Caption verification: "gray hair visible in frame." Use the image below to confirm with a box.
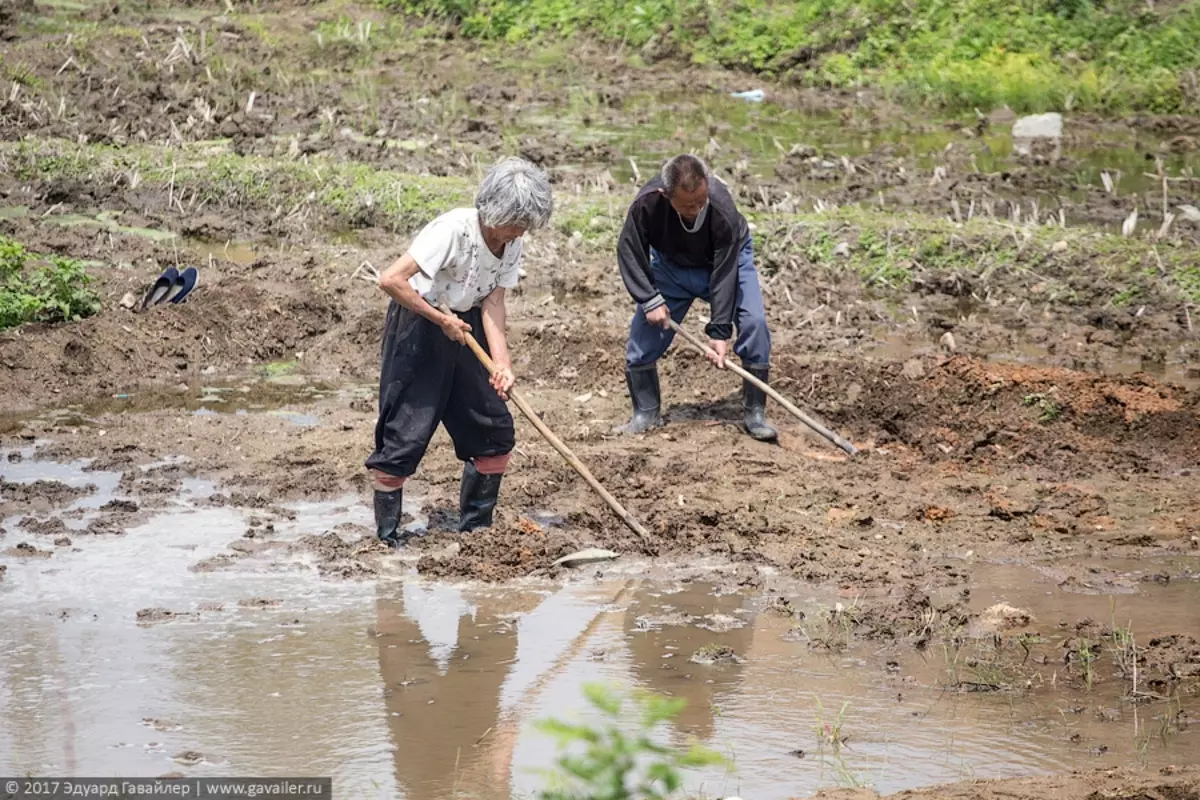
[661,153,710,196]
[475,157,554,231]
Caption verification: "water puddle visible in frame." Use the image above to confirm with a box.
[968,558,1200,639]
[2,448,1196,798]
[181,238,263,267]
[0,376,357,435]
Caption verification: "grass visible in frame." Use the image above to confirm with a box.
[379,0,1200,113]
[3,137,1198,312]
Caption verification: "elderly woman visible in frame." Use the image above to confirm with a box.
[365,157,554,547]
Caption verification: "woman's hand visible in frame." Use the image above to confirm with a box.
[439,313,473,344]
[490,364,515,400]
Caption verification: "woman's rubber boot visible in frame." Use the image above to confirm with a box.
[617,363,663,434]
[458,461,502,532]
[742,364,778,442]
[374,488,407,547]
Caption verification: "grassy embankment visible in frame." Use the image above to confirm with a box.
[383,0,1200,113]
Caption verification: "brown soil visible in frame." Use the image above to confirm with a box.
[1,1,1198,796]
[805,766,1200,799]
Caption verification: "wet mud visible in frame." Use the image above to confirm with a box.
[2,0,1200,797]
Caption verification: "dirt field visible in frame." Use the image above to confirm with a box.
[1,0,1199,796]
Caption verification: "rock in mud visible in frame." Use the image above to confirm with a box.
[0,564,6,582]
[1012,112,1063,139]
[136,608,178,624]
[101,499,139,512]
[53,536,72,547]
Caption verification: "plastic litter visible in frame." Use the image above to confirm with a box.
[730,89,765,102]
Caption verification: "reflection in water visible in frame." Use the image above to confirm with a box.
[374,583,526,800]
[623,584,754,745]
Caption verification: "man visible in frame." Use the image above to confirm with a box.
[615,153,777,442]
[364,156,554,547]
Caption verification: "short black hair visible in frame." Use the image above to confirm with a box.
[661,154,709,196]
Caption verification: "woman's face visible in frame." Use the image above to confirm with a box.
[483,224,527,250]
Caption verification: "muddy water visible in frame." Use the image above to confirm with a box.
[0,377,352,435]
[2,451,1197,797]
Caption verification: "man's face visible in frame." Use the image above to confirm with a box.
[664,180,708,224]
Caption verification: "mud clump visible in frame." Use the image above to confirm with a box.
[690,644,744,665]
[295,528,389,580]
[190,554,241,573]
[415,516,580,582]
[0,478,95,513]
[1140,635,1200,683]
[237,597,283,608]
[3,542,52,558]
[135,608,198,624]
[20,515,69,536]
[83,515,134,536]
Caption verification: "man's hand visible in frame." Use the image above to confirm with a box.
[706,339,728,369]
[490,364,515,400]
[439,312,473,344]
[645,305,671,329]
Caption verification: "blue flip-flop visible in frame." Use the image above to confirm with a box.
[140,267,178,311]
[167,267,198,304]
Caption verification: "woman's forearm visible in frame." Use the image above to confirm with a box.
[379,255,449,325]
[480,289,511,367]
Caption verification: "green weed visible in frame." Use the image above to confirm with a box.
[531,682,727,800]
[0,236,101,331]
[1023,392,1063,423]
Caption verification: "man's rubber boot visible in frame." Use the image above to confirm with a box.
[742,363,779,442]
[458,461,503,532]
[374,488,407,547]
[617,363,663,434]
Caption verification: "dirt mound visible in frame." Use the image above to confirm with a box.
[0,275,343,414]
[415,514,583,581]
[802,354,1200,473]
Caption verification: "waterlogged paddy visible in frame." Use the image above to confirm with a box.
[2,450,1197,798]
[517,88,1199,207]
